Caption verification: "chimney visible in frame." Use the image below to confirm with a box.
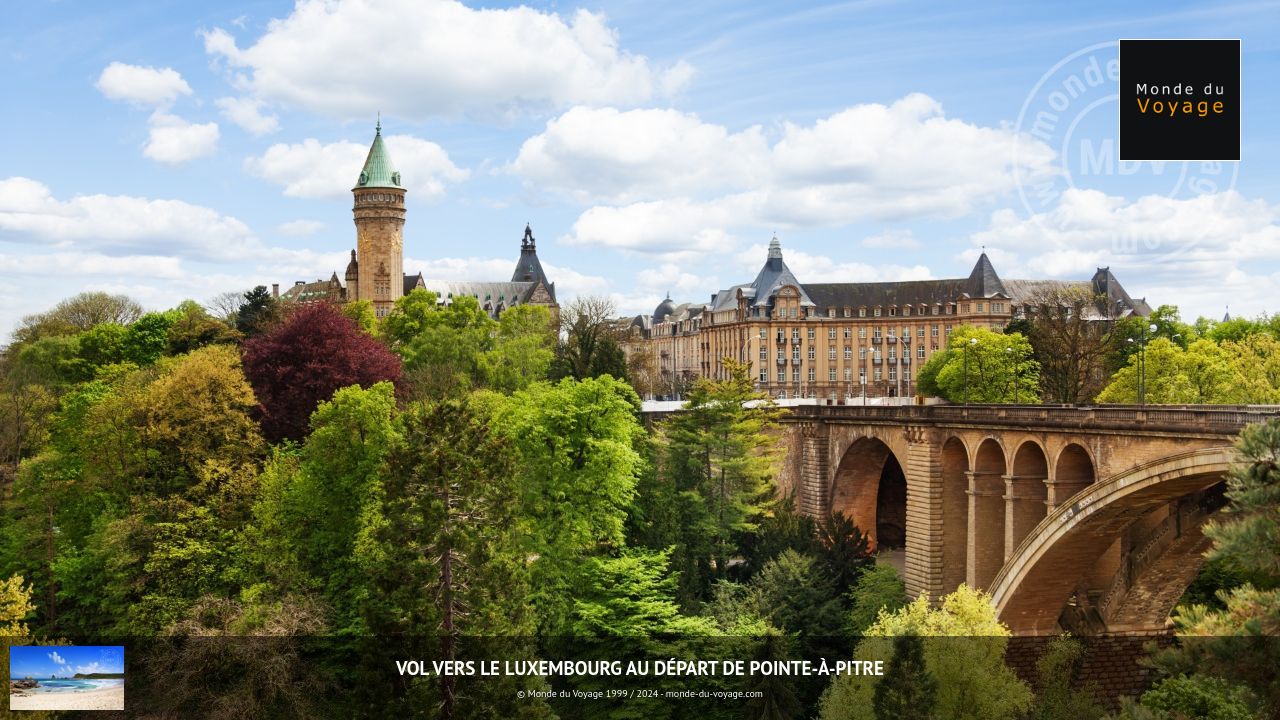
[272,283,279,297]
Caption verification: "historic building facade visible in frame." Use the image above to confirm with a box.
[277,123,558,319]
[621,237,1150,400]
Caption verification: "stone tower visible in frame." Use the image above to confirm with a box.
[351,121,405,318]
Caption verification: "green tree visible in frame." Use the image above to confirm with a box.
[13,291,142,344]
[341,299,378,335]
[1124,675,1259,720]
[819,585,1032,720]
[749,549,845,640]
[121,310,179,365]
[571,547,715,637]
[550,295,630,382]
[917,326,1038,403]
[1222,335,1280,404]
[873,634,937,720]
[815,512,874,596]
[371,399,534,718]
[76,322,127,371]
[1096,337,1196,404]
[1024,635,1105,720]
[485,376,644,634]
[235,285,279,336]
[0,574,34,634]
[661,358,782,605]
[165,300,239,355]
[478,304,555,393]
[383,290,497,399]
[1153,419,1280,716]
[845,565,907,637]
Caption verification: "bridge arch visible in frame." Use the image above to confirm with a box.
[830,437,907,553]
[990,447,1235,635]
[940,436,969,593]
[1008,441,1050,560]
[1051,443,1096,508]
[968,437,1007,589]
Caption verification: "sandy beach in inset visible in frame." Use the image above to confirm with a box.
[9,684,125,711]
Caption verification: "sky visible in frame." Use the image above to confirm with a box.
[2,0,1279,340]
[9,645,124,678]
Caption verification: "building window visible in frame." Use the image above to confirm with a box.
[992,302,1004,312]
[874,307,882,317]
[828,347,836,360]
[945,326,953,337]
[917,327,925,338]
[828,308,835,318]
[760,368,768,382]
[874,369,882,381]
[858,327,866,339]
[792,347,800,361]
[792,369,800,383]
[904,306,911,316]
[859,348,867,360]
[778,370,786,383]
[931,324,939,337]
[873,328,882,340]
[790,328,799,341]
[859,307,867,317]
[844,367,852,381]
[759,328,767,339]
[977,302,984,312]
[843,327,852,339]
[828,328,837,340]
[808,347,816,360]
[829,368,837,381]
[889,306,897,316]
[917,345,925,358]
[859,369,866,382]
[808,368,816,381]
[889,368,897,381]
[807,328,815,340]
[760,347,767,359]
[932,343,939,352]
[844,346,852,360]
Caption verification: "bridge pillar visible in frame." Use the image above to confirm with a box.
[1045,479,1090,512]
[797,422,830,518]
[1004,473,1048,561]
[902,426,944,602]
[967,470,1005,590]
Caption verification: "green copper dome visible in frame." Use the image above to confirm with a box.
[354,121,403,190]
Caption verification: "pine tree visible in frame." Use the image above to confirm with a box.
[662,358,782,605]
[873,634,936,720]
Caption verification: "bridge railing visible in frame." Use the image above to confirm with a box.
[782,403,1280,433]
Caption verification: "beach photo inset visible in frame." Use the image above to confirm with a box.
[8,645,124,711]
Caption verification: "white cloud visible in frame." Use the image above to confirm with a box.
[48,652,65,665]
[202,0,691,120]
[96,62,192,107]
[861,229,920,250]
[635,263,718,300]
[277,219,325,236]
[144,112,219,164]
[74,662,109,676]
[969,188,1280,320]
[215,96,279,135]
[565,195,757,260]
[1,252,185,279]
[531,95,1055,256]
[510,106,767,204]
[734,242,934,284]
[246,135,468,199]
[0,176,255,261]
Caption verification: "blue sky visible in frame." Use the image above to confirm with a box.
[9,645,124,678]
[2,0,1278,339]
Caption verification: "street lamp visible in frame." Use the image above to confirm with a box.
[1005,346,1016,404]
[963,337,978,404]
[1129,323,1158,405]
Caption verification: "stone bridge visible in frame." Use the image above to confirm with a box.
[657,403,1279,636]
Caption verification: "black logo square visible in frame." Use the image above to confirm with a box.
[1119,39,1240,161]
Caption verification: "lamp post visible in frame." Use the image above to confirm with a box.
[1128,322,1158,405]
[1006,346,1017,404]
[963,336,978,404]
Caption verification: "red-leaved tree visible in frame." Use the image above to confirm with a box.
[242,302,401,442]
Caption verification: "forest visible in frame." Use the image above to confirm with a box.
[0,288,1277,719]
